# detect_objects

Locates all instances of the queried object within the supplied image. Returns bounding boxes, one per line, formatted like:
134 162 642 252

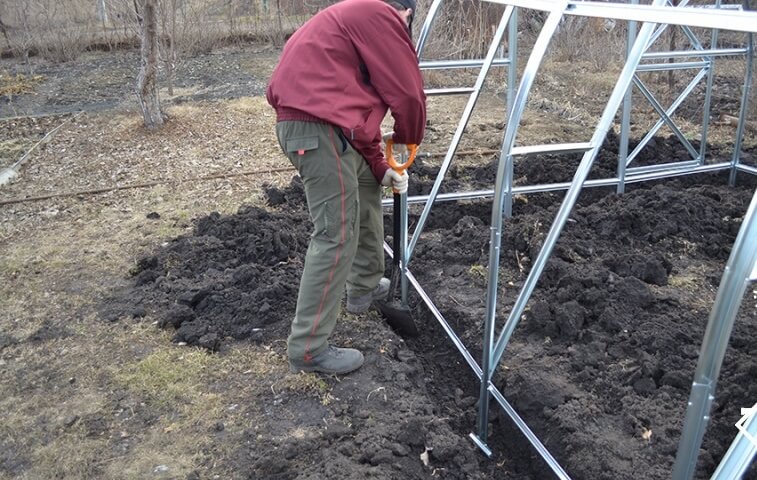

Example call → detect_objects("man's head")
386 0 415 35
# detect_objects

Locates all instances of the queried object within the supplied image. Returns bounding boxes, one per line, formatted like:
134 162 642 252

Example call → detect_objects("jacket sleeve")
353 127 390 183
347 6 427 147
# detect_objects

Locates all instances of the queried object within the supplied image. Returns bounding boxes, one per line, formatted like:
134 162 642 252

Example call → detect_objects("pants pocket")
310 200 340 241
284 136 322 177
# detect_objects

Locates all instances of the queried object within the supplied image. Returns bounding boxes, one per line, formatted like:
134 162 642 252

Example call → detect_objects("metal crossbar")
392 1 757 478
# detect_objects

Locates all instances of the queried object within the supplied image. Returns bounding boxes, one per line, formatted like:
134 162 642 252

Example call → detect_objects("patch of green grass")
277 371 329 395
113 348 211 408
274 371 337 405
469 264 487 280
0 138 31 165
667 274 702 290
0 254 24 277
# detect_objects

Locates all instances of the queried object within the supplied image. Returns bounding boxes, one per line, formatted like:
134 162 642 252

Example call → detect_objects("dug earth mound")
106 139 757 479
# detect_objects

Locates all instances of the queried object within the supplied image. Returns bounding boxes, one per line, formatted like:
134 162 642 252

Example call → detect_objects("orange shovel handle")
385 139 418 173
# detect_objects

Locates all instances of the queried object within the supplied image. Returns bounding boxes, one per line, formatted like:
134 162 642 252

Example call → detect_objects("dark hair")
384 0 415 12
383 0 415 34
385 0 406 9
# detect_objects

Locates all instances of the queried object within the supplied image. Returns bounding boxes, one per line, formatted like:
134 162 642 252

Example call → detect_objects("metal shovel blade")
375 300 419 337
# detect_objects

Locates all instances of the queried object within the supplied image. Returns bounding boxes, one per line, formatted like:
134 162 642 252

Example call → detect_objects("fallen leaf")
420 446 433 467
642 428 652 441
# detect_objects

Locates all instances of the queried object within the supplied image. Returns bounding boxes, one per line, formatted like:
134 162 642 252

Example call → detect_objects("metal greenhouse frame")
382 0 757 478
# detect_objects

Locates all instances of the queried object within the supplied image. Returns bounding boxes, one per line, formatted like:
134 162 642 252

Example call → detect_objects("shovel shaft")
387 193 402 300
393 193 402 269
389 190 410 307
399 190 409 306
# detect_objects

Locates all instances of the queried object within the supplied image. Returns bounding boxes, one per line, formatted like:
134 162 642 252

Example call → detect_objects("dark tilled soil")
106 134 757 479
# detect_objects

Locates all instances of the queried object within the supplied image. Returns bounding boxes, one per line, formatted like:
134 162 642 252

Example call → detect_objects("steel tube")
478 2 566 451
634 77 702 161
381 163 741 207
647 23 670 51
507 8 518 116
641 47 749 59
710 403 757 480
618 5 637 194
679 22 705 52
729 32 754 186
420 58 511 70
672 189 757 479
626 69 708 166
626 159 700 175
636 61 709 72
488 385 571 479
425 87 477 96
481 0 757 33
699 14 720 166
511 142 592 156
406 7 515 266
415 0 443 57
490 5 665 371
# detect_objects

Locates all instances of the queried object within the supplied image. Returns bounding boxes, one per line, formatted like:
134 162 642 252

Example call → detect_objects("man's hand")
382 131 408 158
382 169 409 194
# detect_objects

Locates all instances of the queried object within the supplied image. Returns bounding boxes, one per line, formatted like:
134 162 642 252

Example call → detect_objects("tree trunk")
136 0 165 130
97 0 108 23
167 0 177 96
158 0 177 97
667 0 678 98
0 17 10 49
275 0 284 45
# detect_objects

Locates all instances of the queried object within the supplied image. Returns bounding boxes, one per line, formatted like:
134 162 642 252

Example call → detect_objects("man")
266 0 426 375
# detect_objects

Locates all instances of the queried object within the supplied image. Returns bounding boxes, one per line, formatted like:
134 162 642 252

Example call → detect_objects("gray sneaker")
346 277 391 314
289 345 365 375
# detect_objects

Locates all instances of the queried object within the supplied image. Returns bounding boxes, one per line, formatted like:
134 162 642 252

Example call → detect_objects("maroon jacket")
266 0 426 182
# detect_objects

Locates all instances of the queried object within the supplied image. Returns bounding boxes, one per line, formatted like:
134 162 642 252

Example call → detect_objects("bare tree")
275 0 284 45
136 0 165 129
0 16 10 48
157 0 177 96
667 0 679 98
10 1 35 74
97 0 108 23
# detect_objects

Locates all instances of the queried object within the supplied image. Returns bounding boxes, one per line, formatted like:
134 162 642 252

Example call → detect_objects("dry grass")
0 138 31 170
0 72 44 96
0 97 299 479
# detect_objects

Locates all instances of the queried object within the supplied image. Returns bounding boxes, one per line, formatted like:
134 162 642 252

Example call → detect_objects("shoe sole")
289 363 363 375
345 302 371 314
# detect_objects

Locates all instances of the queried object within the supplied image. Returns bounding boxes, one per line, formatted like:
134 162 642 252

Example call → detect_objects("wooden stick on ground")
718 114 757 134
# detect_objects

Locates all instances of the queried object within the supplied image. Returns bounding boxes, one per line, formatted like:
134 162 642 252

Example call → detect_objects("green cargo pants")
275 121 385 363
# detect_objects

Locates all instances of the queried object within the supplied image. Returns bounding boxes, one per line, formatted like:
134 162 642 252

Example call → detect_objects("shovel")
376 139 419 337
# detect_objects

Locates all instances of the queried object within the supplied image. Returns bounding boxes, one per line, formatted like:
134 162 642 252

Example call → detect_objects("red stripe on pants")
302 128 347 362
